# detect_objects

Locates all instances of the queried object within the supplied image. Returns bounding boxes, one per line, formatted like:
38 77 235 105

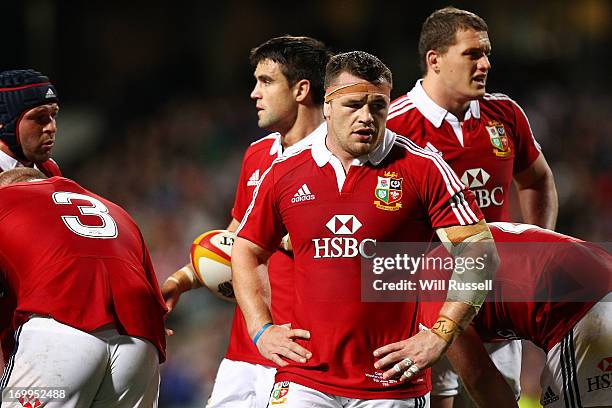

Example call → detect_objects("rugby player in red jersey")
233 51 500 407
386 8 559 405
0 69 63 369
420 222 611 408
161 36 332 408
0 168 167 407
387 7 557 226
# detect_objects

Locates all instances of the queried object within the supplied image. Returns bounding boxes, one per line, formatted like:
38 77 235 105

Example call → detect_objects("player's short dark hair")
418 7 488 74
250 35 332 105
324 51 392 89
0 168 47 187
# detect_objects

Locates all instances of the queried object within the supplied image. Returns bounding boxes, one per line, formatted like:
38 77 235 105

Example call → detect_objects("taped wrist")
171 266 201 291
431 314 463 344
437 224 495 309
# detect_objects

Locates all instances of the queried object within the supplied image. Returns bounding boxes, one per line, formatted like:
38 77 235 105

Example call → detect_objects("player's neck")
325 133 356 173
421 76 471 121
280 106 324 149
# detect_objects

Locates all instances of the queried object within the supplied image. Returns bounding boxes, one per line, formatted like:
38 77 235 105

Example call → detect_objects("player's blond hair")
0 168 47 186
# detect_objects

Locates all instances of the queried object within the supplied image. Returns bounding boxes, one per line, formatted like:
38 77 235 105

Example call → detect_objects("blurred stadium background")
4 1 611 406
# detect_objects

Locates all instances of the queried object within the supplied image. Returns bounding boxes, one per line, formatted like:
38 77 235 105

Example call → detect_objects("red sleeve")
418 154 483 227
236 165 285 252
231 150 251 222
510 100 541 174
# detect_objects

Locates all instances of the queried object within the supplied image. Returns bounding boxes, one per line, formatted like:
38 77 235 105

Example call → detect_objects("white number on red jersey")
52 192 118 239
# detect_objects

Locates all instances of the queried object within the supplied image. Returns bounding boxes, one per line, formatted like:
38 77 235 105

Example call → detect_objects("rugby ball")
190 229 236 302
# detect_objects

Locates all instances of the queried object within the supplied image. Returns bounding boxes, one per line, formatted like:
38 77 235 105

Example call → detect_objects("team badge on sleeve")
270 381 290 405
486 121 511 157
374 171 403 211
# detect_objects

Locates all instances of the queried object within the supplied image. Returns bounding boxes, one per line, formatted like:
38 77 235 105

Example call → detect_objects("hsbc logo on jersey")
598 357 612 372
313 215 375 259
460 168 504 208
461 168 490 188
326 215 362 235
586 357 612 391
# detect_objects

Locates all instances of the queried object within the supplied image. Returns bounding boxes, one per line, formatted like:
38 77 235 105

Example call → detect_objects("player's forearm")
516 171 558 229
437 221 499 316
167 264 202 292
429 241 498 346
232 237 274 338
436 302 477 333
447 237 498 309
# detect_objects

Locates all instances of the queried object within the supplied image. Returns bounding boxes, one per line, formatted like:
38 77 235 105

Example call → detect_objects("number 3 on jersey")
52 192 118 239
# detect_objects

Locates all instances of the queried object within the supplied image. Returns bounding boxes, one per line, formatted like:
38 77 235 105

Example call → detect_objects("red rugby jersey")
387 81 541 222
0 155 61 364
226 124 325 365
420 223 611 353
0 177 168 362
237 130 483 399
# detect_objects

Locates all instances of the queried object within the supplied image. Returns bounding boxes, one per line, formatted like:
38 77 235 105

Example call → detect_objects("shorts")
207 358 276 408
268 381 429 407
0 316 160 408
540 294 612 407
431 339 522 405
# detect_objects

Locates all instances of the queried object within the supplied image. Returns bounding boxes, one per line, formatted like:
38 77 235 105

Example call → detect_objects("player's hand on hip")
373 330 449 382
257 323 312 367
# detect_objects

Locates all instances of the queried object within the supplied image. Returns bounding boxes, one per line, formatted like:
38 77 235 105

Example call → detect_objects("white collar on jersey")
312 127 397 167
409 79 481 128
0 149 23 171
0 149 44 172
268 132 283 157
268 121 328 158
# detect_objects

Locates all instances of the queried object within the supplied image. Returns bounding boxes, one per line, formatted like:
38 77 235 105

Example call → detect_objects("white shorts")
207 358 276 408
540 295 612 408
267 381 429 407
0 317 160 408
431 339 522 405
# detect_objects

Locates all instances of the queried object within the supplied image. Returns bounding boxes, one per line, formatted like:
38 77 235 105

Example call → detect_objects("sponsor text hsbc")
473 187 504 208
313 237 377 259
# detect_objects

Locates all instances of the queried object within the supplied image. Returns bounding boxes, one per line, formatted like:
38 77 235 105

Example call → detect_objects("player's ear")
426 50 441 75
323 100 331 119
294 79 311 103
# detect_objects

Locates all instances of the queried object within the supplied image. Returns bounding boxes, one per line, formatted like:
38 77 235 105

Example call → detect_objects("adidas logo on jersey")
247 170 260 186
540 386 559 405
45 88 56 98
291 184 315 203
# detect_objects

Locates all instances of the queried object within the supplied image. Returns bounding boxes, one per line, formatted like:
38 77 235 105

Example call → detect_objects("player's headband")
324 82 391 103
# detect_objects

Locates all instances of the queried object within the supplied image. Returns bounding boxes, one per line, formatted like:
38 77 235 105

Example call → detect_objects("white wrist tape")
179 265 199 288
437 227 495 309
